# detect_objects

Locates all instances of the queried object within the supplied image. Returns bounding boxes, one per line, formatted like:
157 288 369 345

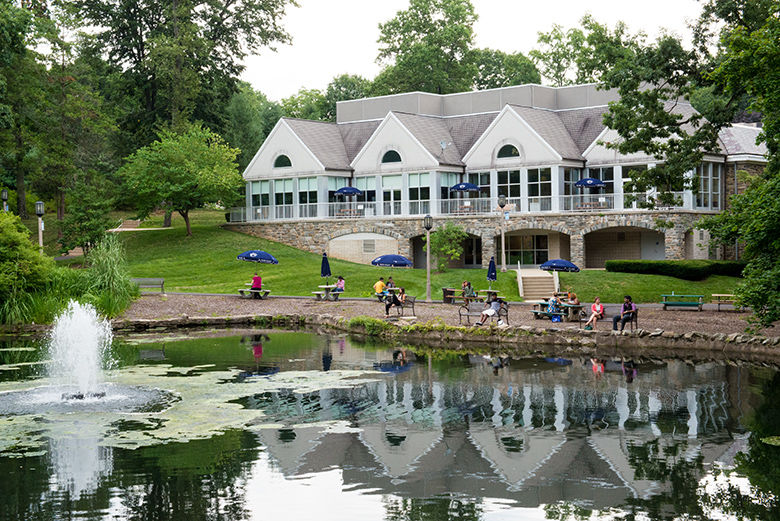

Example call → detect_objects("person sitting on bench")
333 276 345 293
584 296 604 330
612 295 637 331
475 296 505 326
250 272 263 299
385 287 406 316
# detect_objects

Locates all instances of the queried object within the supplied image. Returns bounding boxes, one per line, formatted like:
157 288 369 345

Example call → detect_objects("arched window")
497 144 520 159
274 155 292 168
381 150 402 163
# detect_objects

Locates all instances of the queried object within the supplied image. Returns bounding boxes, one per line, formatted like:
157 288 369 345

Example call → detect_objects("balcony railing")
227 193 692 222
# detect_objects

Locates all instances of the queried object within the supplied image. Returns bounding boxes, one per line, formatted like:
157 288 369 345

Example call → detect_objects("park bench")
712 293 741 312
459 301 509 325
395 295 416 316
660 293 703 311
131 277 164 293
312 291 341 301
238 288 271 299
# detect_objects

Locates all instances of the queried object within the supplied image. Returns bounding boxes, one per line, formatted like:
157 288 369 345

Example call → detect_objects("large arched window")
274 154 292 168
381 150 402 163
497 144 520 159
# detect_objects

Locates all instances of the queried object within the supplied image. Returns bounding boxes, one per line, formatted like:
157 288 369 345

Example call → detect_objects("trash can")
442 288 455 304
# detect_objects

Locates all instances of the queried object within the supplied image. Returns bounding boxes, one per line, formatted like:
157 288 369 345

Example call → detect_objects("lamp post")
423 214 433 302
498 194 507 272
35 201 44 252
1 189 7 212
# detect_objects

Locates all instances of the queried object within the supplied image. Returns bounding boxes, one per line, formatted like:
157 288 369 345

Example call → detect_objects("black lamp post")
1 189 7 212
498 194 507 272
35 201 44 252
423 214 433 302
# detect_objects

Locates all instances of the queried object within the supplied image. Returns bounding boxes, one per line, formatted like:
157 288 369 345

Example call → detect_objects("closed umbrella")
539 259 580 272
237 250 279 264
320 252 332 284
371 254 413 267
487 256 497 290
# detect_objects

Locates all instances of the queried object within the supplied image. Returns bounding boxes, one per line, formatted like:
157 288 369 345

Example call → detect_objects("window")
363 240 376 253
439 172 460 200
250 180 270 207
382 175 402 215
354 177 376 203
527 168 552 211
507 234 548 265
408 173 430 214
467 171 490 198
591 167 615 193
696 162 722 209
497 170 521 200
497 144 520 158
274 179 293 205
563 168 581 196
327 177 349 203
382 150 401 163
274 155 291 168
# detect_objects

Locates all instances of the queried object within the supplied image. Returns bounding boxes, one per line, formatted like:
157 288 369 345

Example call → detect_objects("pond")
0 327 779 520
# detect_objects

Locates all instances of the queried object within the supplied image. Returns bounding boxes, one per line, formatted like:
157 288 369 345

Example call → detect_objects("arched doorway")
584 226 664 268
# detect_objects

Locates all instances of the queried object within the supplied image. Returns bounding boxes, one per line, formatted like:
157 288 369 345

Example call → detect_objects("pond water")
0 329 779 520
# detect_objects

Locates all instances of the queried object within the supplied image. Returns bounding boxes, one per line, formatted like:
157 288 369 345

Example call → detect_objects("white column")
520 168 529 213
375 175 384 216
292 178 300 219
401 172 410 216
403 381 414 424
551 166 561 212
649 390 661 437
491 387 503 428
614 165 624 210
686 389 698 439
489 169 498 209
317 176 329 219
429 170 439 216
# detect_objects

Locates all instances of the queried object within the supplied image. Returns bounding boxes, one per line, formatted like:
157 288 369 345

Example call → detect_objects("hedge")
604 260 746 280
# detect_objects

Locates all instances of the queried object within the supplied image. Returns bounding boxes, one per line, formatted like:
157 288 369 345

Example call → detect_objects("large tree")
120 125 242 236
223 83 282 172
374 0 477 95
472 48 540 90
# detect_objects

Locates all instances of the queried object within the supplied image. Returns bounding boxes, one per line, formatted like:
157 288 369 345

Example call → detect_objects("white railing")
226 193 693 222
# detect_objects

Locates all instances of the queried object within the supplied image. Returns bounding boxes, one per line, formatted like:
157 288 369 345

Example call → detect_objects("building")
229 84 766 269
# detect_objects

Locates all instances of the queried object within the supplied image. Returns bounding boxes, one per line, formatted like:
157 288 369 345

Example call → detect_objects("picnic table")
238 287 271 299
712 293 742 312
478 289 501 300
561 303 584 323
313 284 340 301
661 293 703 311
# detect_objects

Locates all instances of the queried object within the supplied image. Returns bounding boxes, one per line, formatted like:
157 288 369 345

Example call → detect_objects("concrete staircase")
517 269 557 300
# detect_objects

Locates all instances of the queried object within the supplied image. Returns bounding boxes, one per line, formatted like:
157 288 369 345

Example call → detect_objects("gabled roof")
445 112 499 160
393 111 463 167
557 106 608 154
339 120 381 162
284 118 352 171
508 105 584 160
718 125 767 157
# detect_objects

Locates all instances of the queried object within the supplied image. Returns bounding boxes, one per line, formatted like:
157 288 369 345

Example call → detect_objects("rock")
649 329 664 337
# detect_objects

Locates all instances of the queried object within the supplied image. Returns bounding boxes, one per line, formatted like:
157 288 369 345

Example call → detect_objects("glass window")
354 176 376 203
507 234 549 266
440 172 460 200
497 144 519 158
382 175 402 215
712 163 721 209
528 168 552 197
251 180 270 207
467 171 490 198
696 162 722 209
298 177 317 205
381 150 401 163
409 173 430 215
497 170 521 199
592 167 615 194
563 168 581 196
274 155 291 168
274 179 293 205
327 176 348 202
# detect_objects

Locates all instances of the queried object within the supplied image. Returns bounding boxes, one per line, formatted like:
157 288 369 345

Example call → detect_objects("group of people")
583 294 636 331
374 277 408 316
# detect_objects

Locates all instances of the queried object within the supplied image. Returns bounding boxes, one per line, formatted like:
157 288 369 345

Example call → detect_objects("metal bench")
396 295 416 316
238 288 270 299
131 277 164 293
661 294 703 311
459 301 509 325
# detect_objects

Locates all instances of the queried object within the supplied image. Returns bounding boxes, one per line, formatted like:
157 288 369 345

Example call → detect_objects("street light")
498 194 507 272
423 214 433 303
35 201 44 252
1 189 7 212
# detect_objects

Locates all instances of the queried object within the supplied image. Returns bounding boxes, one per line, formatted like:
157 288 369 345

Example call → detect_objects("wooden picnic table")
561 303 584 322
712 293 741 312
660 293 703 311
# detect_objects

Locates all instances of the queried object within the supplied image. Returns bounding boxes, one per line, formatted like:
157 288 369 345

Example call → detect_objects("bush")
605 259 747 280
86 234 138 317
0 212 54 301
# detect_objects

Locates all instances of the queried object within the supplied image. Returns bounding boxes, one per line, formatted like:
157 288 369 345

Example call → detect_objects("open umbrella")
320 252 332 284
539 259 580 272
335 186 363 196
449 182 480 192
487 256 497 290
237 250 279 264
575 177 606 188
371 254 413 267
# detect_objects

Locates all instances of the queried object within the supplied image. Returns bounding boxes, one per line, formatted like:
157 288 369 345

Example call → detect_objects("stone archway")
583 226 665 268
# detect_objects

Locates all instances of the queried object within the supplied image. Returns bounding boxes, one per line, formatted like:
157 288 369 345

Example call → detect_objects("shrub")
0 212 54 302
605 259 747 280
87 234 138 317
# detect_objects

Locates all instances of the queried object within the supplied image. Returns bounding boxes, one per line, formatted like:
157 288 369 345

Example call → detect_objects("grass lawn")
114 209 743 303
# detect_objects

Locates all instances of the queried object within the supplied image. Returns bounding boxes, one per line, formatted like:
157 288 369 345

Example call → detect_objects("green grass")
113 209 743 303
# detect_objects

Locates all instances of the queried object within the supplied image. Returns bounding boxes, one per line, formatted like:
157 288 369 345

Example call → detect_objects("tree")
472 48 540 90
223 83 282 171
374 0 477 95
60 178 116 256
425 222 468 272
529 24 587 87
281 88 328 121
0 211 53 304
120 125 242 236
323 74 370 122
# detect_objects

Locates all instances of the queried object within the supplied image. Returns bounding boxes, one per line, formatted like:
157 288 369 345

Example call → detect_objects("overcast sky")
241 0 704 101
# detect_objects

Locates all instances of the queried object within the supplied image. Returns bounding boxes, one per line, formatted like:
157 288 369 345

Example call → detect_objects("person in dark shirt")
612 295 637 331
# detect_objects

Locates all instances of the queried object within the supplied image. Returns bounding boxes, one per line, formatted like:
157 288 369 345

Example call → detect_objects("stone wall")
225 210 710 268
723 161 764 260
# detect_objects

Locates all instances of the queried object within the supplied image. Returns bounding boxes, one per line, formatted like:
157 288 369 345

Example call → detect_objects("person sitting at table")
566 287 580 305
250 272 263 299
373 277 387 298
333 276 345 293
386 277 396 288
463 281 476 298
475 296 506 326
546 293 561 314
385 287 406 316
612 295 637 331
583 296 604 330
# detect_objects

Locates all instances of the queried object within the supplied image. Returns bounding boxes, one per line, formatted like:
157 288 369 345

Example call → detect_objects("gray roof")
508 105 584 160
339 119 381 162
557 106 608 154
284 118 352 171
393 112 463 166
718 125 767 157
445 112 499 160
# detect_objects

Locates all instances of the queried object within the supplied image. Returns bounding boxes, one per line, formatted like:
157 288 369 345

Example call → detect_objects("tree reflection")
384 496 483 521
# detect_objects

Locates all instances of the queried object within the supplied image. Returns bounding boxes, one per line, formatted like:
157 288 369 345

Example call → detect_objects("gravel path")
120 294 778 337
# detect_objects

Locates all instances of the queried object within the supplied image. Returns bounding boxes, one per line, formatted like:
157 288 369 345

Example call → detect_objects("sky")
241 0 704 101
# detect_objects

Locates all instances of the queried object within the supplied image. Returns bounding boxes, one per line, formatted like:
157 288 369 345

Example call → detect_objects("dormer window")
497 144 520 158
274 154 292 168
381 150 402 163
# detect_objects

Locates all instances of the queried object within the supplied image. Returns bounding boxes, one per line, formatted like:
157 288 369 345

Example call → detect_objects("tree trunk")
163 209 172 227
180 209 191 236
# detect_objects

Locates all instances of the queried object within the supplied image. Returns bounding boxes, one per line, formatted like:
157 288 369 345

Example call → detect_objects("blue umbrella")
237 250 279 264
320 252 332 283
575 177 606 188
371 254 413 267
487 256 497 290
449 182 480 192
335 186 363 196
539 259 580 272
